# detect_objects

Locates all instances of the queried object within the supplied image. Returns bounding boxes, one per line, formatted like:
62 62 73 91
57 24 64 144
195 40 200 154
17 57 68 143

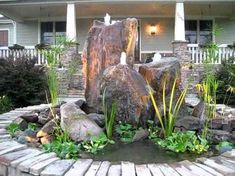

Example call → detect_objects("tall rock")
82 18 138 108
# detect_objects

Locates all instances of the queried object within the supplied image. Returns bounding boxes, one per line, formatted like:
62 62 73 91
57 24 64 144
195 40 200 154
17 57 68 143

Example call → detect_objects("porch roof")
0 0 234 22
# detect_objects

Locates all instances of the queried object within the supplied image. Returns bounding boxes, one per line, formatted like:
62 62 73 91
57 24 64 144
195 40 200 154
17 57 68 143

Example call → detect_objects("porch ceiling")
0 1 234 21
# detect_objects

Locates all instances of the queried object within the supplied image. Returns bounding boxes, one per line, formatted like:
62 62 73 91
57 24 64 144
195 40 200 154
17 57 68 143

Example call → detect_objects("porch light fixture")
150 24 157 35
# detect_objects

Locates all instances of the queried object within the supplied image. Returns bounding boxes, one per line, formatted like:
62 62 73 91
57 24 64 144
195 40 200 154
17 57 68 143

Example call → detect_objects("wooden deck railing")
187 44 235 64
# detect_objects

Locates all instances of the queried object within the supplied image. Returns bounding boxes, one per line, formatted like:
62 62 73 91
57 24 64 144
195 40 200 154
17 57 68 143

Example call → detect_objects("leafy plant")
42 141 81 159
27 123 38 131
103 88 117 139
157 131 209 154
6 123 20 137
0 58 48 108
215 57 235 105
81 133 114 154
147 120 160 141
44 36 74 106
148 77 188 138
115 121 137 143
0 96 12 114
216 141 234 153
42 121 81 159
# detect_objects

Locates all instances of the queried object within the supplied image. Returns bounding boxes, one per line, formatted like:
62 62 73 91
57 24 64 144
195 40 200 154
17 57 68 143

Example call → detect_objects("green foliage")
81 133 114 154
6 123 20 137
0 58 48 108
148 77 188 138
44 36 74 106
42 141 81 159
115 122 137 143
0 96 12 114
27 123 38 132
103 88 117 139
216 141 234 152
157 131 209 154
42 121 81 159
147 120 160 141
215 58 235 105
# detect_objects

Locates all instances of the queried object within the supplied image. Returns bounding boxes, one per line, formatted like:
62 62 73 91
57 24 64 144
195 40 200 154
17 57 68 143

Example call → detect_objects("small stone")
25 136 38 143
40 135 54 145
37 120 57 138
192 100 205 120
25 129 37 138
87 113 105 127
175 116 203 131
38 109 50 125
20 113 38 123
210 118 223 130
133 128 149 142
48 108 60 119
74 99 85 107
17 136 27 144
13 118 28 131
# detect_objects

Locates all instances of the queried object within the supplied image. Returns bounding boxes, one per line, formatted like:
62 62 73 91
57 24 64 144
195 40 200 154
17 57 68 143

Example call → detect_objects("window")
41 21 66 45
185 20 213 45
0 30 8 46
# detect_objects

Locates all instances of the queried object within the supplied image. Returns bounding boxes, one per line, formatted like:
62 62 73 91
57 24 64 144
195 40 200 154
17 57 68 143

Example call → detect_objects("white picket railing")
187 44 234 64
0 45 234 65
0 46 50 65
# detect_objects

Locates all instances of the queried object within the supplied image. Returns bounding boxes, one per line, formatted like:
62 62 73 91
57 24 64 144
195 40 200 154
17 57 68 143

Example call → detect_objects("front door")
0 30 8 46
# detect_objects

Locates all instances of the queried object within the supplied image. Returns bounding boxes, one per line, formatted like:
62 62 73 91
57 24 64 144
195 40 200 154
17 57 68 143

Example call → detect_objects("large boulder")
139 57 181 95
139 58 186 117
82 18 138 108
60 102 103 142
100 64 151 126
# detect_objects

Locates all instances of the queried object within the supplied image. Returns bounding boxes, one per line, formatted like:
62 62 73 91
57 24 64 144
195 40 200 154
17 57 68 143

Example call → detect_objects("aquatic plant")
102 88 117 139
81 133 114 154
115 121 137 143
148 77 188 138
157 131 209 154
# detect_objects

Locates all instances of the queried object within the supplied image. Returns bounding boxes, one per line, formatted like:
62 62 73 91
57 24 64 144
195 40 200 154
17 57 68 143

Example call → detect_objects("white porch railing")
187 44 235 64
0 46 50 65
0 45 234 65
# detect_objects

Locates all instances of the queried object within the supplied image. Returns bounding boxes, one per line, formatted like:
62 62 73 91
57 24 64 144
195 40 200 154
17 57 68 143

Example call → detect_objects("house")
0 0 234 63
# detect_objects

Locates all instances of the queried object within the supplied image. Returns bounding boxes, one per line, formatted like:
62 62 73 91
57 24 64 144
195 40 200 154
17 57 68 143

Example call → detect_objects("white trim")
141 50 172 53
139 19 142 62
37 19 40 44
0 28 9 46
13 21 16 44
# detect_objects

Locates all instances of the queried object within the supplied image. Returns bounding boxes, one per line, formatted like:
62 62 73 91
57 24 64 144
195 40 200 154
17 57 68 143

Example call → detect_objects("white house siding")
215 18 235 45
0 23 14 46
16 21 38 46
140 18 174 52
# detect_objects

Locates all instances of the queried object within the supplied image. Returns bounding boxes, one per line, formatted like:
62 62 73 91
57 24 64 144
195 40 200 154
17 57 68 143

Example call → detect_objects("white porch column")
174 2 185 41
66 3 77 41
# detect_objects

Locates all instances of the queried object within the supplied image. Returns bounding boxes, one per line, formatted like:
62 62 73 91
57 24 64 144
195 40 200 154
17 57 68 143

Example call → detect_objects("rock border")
0 104 234 176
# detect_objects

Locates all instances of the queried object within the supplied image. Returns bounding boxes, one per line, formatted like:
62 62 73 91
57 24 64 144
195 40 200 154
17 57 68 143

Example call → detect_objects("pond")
84 140 215 164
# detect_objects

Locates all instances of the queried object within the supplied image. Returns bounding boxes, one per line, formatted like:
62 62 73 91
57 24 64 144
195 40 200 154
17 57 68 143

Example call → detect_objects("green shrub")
0 96 12 114
157 131 209 154
0 58 48 108
215 58 235 105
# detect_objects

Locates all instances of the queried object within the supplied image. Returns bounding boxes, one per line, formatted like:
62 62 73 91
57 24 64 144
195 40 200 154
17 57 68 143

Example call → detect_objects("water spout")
120 52 127 65
104 13 111 26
